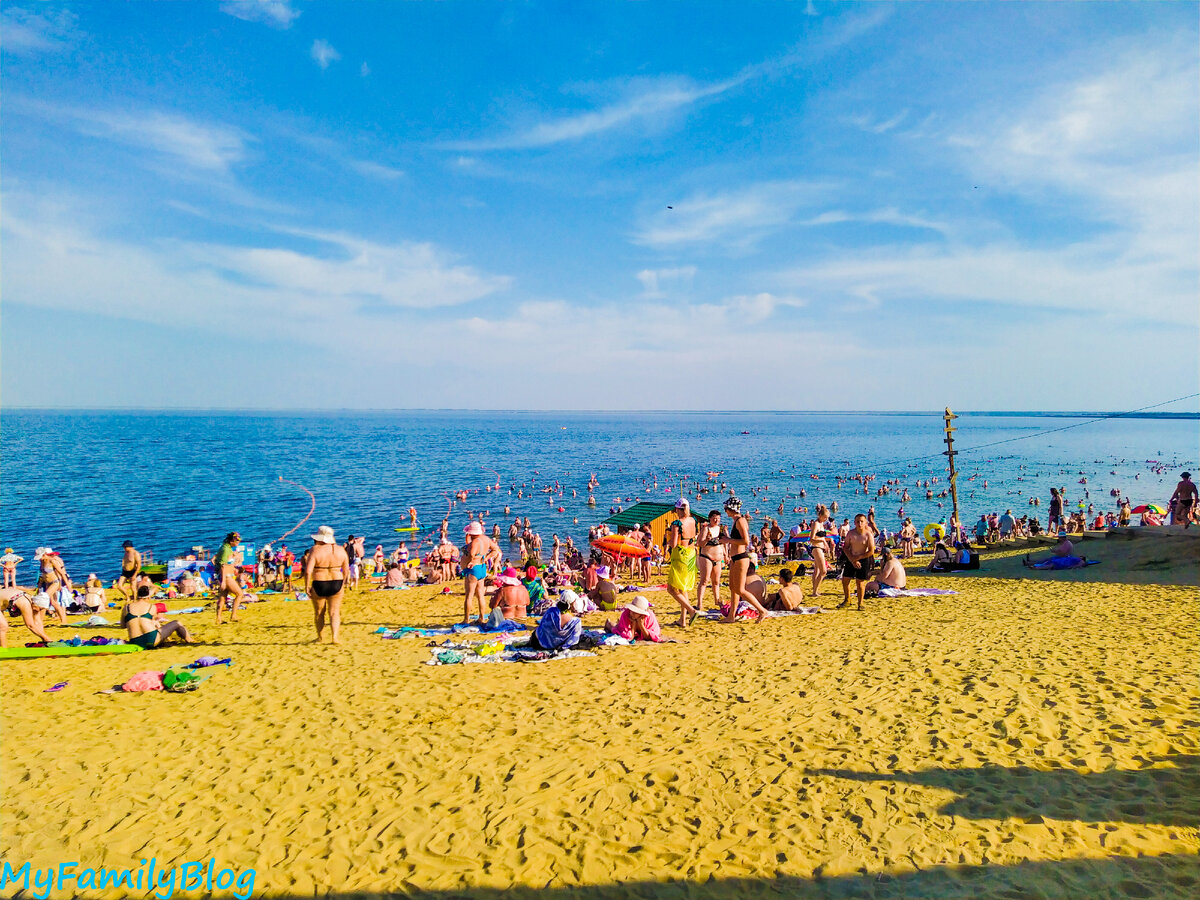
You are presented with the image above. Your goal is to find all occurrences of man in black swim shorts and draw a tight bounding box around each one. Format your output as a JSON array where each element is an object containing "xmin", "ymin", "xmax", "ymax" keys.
[
  {"xmin": 837, "ymin": 514, "xmax": 875, "ymax": 611},
  {"xmin": 1171, "ymin": 472, "xmax": 1197, "ymax": 528}
]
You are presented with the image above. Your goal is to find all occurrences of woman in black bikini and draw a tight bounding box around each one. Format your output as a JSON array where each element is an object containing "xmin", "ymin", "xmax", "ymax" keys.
[
  {"xmin": 123, "ymin": 586, "xmax": 194, "ymax": 648},
  {"xmin": 696, "ymin": 509, "xmax": 725, "ymax": 614},
  {"xmin": 809, "ymin": 506, "xmax": 832, "ymax": 597},
  {"xmin": 304, "ymin": 526, "xmax": 351, "ymax": 644},
  {"xmin": 721, "ymin": 497, "xmax": 769, "ymax": 624}
]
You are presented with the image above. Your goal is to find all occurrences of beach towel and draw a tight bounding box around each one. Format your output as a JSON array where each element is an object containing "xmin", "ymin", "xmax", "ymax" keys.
[
  {"xmin": 184, "ymin": 656, "xmax": 232, "ymax": 669},
  {"xmin": 702, "ymin": 604, "xmax": 823, "ymax": 620},
  {"xmin": 377, "ymin": 626, "xmax": 459, "ymax": 639},
  {"xmin": 878, "ymin": 588, "xmax": 960, "ymax": 597},
  {"xmin": 121, "ymin": 670, "xmax": 164, "ymax": 692},
  {"xmin": 667, "ymin": 546, "xmax": 697, "ymax": 594},
  {"xmin": 1027, "ymin": 556, "xmax": 1099, "ymax": 570},
  {"xmin": 426, "ymin": 646, "xmax": 597, "ymax": 665}
]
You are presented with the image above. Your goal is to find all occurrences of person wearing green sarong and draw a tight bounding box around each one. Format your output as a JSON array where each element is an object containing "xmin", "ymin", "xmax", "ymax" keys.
[{"xmin": 666, "ymin": 498, "xmax": 699, "ymax": 629}]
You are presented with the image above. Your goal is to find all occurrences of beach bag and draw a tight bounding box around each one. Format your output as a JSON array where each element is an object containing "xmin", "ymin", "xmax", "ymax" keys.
[
  {"xmin": 122, "ymin": 671, "xmax": 164, "ymax": 692},
  {"xmin": 163, "ymin": 666, "xmax": 209, "ymax": 692}
]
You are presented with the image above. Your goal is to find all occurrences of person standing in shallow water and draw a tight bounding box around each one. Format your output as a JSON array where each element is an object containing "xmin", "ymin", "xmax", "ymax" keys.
[
  {"xmin": 305, "ymin": 526, "xmax": 350, "ymax": 644},
  {"xmin": 115, "ymin": 541, "xmax": 141, "ymax": 601},
  {"xmin": 1170, "ymin": 472, "xmax": 1197, "ymax": 528}
]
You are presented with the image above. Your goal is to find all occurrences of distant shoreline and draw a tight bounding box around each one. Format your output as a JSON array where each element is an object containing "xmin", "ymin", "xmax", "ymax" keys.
[{"xmin": 2, "ymin": 408, "xmax": 1197, "ymax": 419}]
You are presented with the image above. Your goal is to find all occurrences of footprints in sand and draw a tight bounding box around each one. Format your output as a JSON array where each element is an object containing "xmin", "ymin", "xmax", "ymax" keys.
[{"xmin": 2, "ymin": 580, "xmax": 1197, "ymax": 894}]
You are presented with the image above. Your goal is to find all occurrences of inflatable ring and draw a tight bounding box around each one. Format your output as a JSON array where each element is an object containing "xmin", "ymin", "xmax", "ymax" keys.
[{"xmin": 924, "ymin": 523, "xmax": 945, "ymax": 542}]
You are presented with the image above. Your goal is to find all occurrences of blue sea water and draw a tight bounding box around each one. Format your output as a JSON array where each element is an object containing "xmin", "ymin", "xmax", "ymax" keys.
[{"xmin": 1, "ymin": 410, "xmax": 1195, "ymax": 577}]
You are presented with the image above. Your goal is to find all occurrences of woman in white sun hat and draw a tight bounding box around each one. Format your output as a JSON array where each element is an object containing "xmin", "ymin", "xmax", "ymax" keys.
[
  {"xmin": 604, "ymin": 595, "xmax": 663, "ymax": 642},
  {"xmin": 461, "ymin": 520, "xmax": 501, "ymax": 624},
  {"xmin": 304, "ymin": 526, "xmax": 351, "ymax": 644}
]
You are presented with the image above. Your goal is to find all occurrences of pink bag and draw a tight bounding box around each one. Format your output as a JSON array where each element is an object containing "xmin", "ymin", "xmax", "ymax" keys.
[{"xmin": 122, "ymin": 670, "xmax": 164, "ymax": 692}]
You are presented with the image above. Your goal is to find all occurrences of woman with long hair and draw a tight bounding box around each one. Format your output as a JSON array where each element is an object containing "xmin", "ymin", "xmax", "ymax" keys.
[
  {"xmin": 721, "ymin": 497, "xmax": 768, "ymax": 624},
  {"xmin": 696, "ymin": 509, "xmax": 725, "ymax": 614},
  {"xmin": 810, "ymin": 506, "xmax": 832, "ymax": 597}
]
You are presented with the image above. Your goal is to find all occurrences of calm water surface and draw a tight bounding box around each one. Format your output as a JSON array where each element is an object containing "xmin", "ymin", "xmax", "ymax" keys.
[{"xmin": 2, "ymin": 410, "xmax": 1195, "ymax": 576}]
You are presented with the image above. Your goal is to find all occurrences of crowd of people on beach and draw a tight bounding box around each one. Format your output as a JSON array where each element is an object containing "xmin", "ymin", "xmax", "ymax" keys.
[{"xmin": 3, "ymin": 470, "xmax": 1194, "ymax": 649}]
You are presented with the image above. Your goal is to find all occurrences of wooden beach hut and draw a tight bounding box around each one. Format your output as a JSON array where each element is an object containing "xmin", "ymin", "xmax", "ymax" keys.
[{"xmin": 602, "ymin": 501, "xmax": 682, "ymax": 550}]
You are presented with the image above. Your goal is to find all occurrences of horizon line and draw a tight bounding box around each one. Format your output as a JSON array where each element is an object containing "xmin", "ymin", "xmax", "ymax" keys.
[{"xmin": 3, "ymin": 406, "xmax": 1198, "ymax": 418}]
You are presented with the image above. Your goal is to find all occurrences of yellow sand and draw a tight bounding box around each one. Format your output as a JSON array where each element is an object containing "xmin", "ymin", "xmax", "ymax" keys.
[{"xmin": 2, "ymin": 568, "xmax": 1197, "ymax": 898}]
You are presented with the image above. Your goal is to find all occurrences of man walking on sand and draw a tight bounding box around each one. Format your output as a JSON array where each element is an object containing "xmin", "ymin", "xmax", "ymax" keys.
[
  {"xmin": 1171, "ymin": 472, "xmax": 1198, "ymax": 528},
  {"xmin": 837, "ymin": 514, "xmax": 875, "ymax": 611}
]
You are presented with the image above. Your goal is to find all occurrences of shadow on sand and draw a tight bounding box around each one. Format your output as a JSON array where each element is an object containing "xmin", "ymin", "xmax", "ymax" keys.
[
  {"xmin": 270, "ymin": 853, "xmax": 1200, "ymax": 899},
  {"xmin": 809, "ymin": 755, "xmax": 1200, "ymax": 829}
]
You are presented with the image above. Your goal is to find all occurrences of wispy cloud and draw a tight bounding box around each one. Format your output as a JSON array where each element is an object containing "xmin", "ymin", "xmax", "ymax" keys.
[
  {"xmin": 965, "ymin": 41, "xmax": 1199, "ymax": 258},
  {"xmin": 846, "ymin": 109, "xmax": 909, "ymax": 134},
  {"xmin": 798, "ymin": 206, "xmax": 950, "ymax": 237},
  {"xmin": 18, "ymin": 101, "xmax": 249, "ymax": 173},
  {"xmin": 192, "ymin": 231, "xmax": 509, "ymax": 310},
  {"xmin": 311, "ymin": 39, "xmax": 341, "ymax": 69},
  {"xmin": 635, "ymin": 180, "xmax": 828, "ymax": 248},
  {"xmin": 448, "ymin": 75, "xmax": 745, "ymax": 151},
  {"xmin": 219, "ymin": 0, "xmax": 299, "ymax": 29},
  {"xmin": 775, "ymin": 237, "xmax": 1195, "ymax": 325},
  {"xmin": 0, "ymin": 5, "xmax": 78, "ymax": 54},
  {"xmin": 2, "ymin": 191, "xmax": 513, "ymax": 341},
  {"xmin": 448, "ymin": 9, "xmax": 892, "ymax": 153},
  {"xmin": 349, "ymin": 159, "xmax": 405, "ymax": 181}
]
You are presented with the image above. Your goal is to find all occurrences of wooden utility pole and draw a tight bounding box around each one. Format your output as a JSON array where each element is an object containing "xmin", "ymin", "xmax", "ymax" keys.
[{"xmin": 943, "ymin": 407, "xmax": 960, "ymax": 528}]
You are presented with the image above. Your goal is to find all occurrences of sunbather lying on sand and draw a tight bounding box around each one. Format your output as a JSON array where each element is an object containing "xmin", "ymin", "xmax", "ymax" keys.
[{"xmin": 1022, "ymin": 555, "xmax": 1092, "ymax": 570}]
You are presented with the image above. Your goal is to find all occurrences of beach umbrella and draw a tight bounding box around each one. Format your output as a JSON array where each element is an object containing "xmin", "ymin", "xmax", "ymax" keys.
[
  {"xmin": 590, "ymin": 533, "xmax": 650, "ymax": 559},
  {"xmin": 1130, "ymin": 504, "xmax": 1166, "ymax": 514}
]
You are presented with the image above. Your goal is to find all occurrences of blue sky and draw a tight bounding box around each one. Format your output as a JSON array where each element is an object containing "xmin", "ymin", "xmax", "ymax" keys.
[{"xmin": 2, "ymin": 1, "xmax": 1197, "ymax": 411}]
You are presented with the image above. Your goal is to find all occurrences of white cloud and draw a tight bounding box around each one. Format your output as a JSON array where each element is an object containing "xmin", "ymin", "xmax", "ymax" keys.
[
  {"xmin": 776, "ymin": 236, "xmax": 1195, "ymax": 325},
  {"xmin": 635, "ymin": 181, "xmax": 827, "ymax": 248},
  {"xmin": 0, "ymin": 6, "xmax": 77, "ymax": 54},
  {"xmin": 349, "ymin": 159, "xmax": 405, "ymax": 181},
  {"xmin": 769, "ymin": 40, "xmax": 1198, "ymax": 330},
  {"xmin": 717, "ymin": 292, "xmax": 805, "ymax": 323},
  {"xmin": 311, "ymin": 39, "xmax": 341, "ymax": 69},
  {"xmin": 191, "ymin": 230, "xmax": 509, "ymax": 311},
  {"xmin": 962, "ymin": 42, "xmax": 1198, "ymax": 257},
  {"xmin": 635, "ymin": 266, "xmax": 696, "ymax": 298},
  {"xmin": 1, "ymin": 192, "xmax": 512, "ymax": 346},
  {"xmin": 219, "ymin": 0, "xmax": 299, "ymax": 28},
  {"xmin": 360, "ymin": 61, "xmax": 371, "ymax": 77}
]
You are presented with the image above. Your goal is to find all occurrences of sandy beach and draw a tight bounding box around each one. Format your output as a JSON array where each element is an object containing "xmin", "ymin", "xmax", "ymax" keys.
[{"xmin": 2, "ymin": 538, "xmax": 1197, "ymax": 899}]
